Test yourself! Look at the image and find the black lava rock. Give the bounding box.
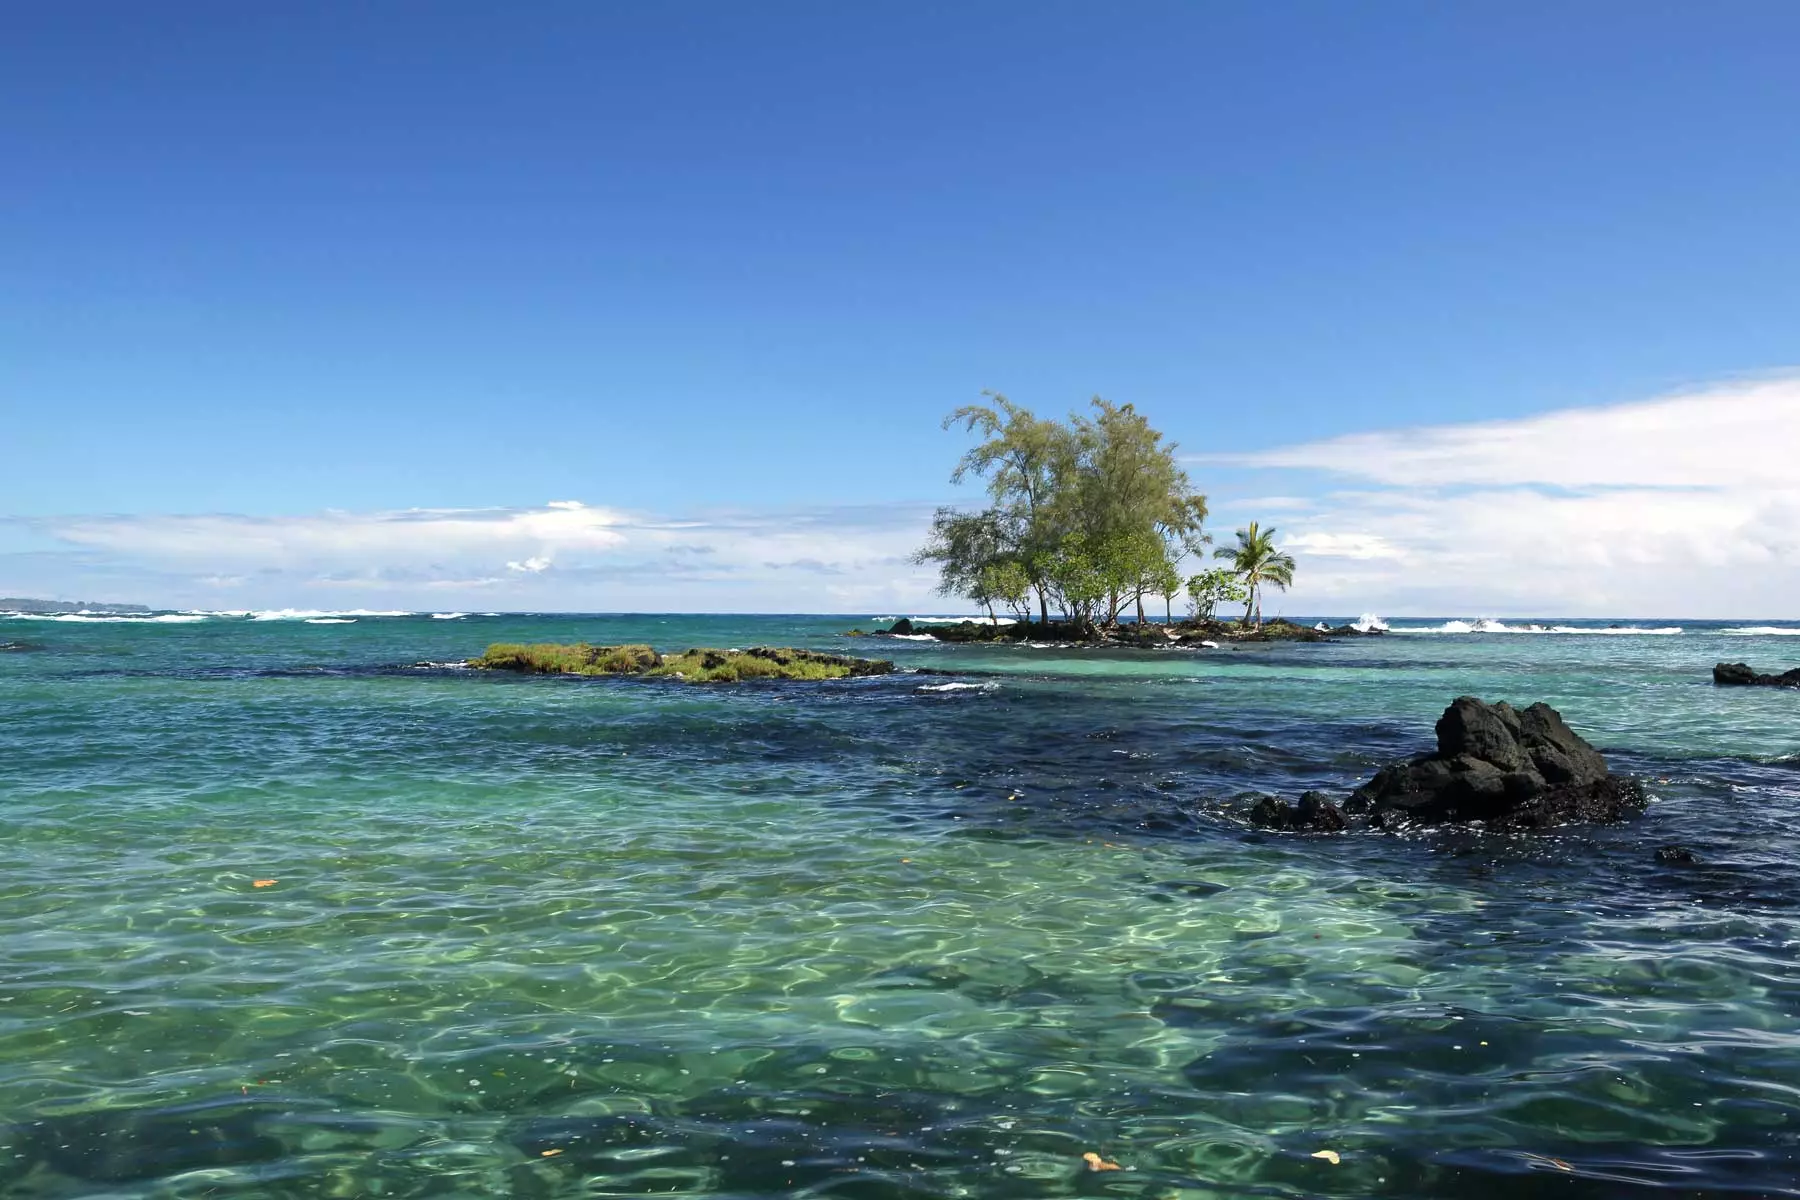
[1353,696,1641,830]
[1247,790,1348,833]
[1714,661,1800,688]
[1656,845,1698,864]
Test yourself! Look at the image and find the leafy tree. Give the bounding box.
[1044,532,1108,633]
[914,509,1014,623]
[1150,555,1184,624]
[1064,400,1207,625]
[1185,567,1246,621]
[1214,522,1296,626]
[940,394,1076,624]
[977,559,1033,623]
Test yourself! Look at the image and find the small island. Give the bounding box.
[470,643,896,683]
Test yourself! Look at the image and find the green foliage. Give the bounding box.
[1214,521,1297,626]
[471,643,890,683]
[1149,555,1184,622]
[976,558,1033,622]
[1186,568,1247,621]
[470,643,662,674]
[918,393,1213,628]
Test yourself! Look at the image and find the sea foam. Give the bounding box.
[1391,619,1682,635]
[249,609,411,621]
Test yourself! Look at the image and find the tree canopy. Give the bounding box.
[915,394,1210,629]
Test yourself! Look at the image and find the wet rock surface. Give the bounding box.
[1243,697,1643,834]
[1352,696,1641,830]
[1249,790,1349,832]
[1714,661,1800,688]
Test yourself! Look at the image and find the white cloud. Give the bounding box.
[1210,374,1800,617]
[1215,373,1800,490]
[1280,531,1403,560]
[7,501,946,612]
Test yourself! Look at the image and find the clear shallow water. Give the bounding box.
[2,613,1798,1198]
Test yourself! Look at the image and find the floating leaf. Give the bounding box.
[1311,1150,1341,1165]
[252,880,277,888]
[540,1148,564,1157]
[1082,1151,1122,1171]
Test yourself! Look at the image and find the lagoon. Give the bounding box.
[2,612,1798,1197]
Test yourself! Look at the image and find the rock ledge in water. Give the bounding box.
[1714,662,1800,688]
[1349,696,1642,830]
[469,643,894,683]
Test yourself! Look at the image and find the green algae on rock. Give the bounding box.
[469,642,895,682]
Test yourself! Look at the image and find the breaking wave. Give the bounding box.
[247,609,411,621]
[1391,619,1683,635]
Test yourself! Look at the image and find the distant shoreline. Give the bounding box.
[0,597,150,614]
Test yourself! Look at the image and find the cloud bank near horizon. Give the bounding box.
[5,374,1796,617]
[2,501,943,613]
[1203,373,1800,617]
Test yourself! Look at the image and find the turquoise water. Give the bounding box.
[2,612,1798,1198]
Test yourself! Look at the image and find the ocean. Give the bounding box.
[2,611,1798,1198]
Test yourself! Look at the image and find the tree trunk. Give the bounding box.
[1136,592,1146,626]
[1244,583,1256,626]
[1037,587,1049,628]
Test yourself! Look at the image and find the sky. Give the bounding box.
[4,2,1798,616]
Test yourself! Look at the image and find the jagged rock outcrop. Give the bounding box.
[1350,696,1642,830]
[1714,662,1800,688]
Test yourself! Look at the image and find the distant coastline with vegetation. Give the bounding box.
[1,597,150,614]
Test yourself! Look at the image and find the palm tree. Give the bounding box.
[1214,522,1295,627]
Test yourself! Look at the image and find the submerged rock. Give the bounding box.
[1714,661,1800,688]
[1656,844,1698,865]
[6,1097,291,1183]
[1352,696,1642,830]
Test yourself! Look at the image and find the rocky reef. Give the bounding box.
[1714,662,1800,688]
[469,643,894,683]
[1249,696,1642,833]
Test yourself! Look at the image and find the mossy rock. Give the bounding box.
[469,643,894,683]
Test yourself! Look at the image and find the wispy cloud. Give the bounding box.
[5,501,945,612]
[1206,374,1800,617]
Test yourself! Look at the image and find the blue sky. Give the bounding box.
[4,3,1798,614]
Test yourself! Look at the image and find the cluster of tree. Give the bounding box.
[916,395,1298,630]
[913,394,1208,630]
